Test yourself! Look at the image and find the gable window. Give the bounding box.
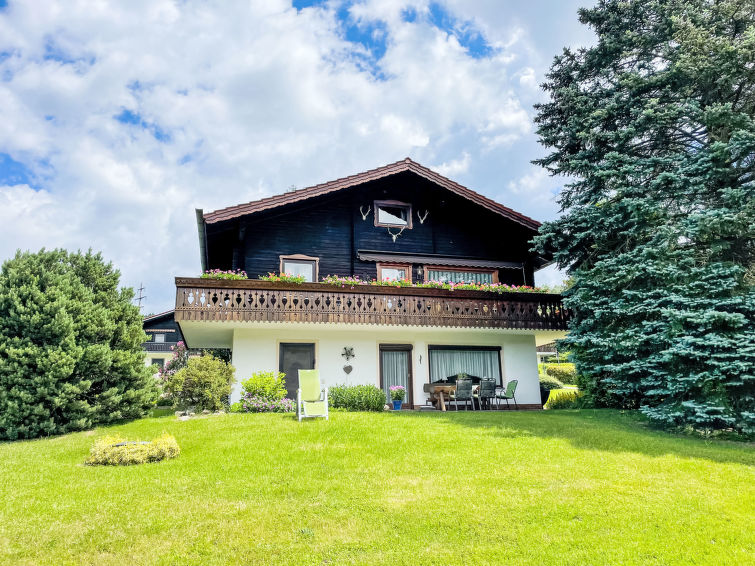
[377,263,412,282]
[424,267,498,285]
[280,254,319,282]
[154,333,165,343]
[374,200,413,229]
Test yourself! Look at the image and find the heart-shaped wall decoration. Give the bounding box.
[343,365,353,374]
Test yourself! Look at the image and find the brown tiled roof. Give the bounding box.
[202,158,542,230]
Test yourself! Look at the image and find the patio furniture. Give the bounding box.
[449,378,474,411]
[423,383,456,411]
[475,377,497,410]
[495,379,518,410]
[297,369,328,421]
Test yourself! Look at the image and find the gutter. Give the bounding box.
[195,208,208,273]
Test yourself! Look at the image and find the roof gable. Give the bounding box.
[202,158,541,231]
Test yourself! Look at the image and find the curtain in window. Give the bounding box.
[381,350,409,402]
[427,270,493,284]
[429,349,500,383]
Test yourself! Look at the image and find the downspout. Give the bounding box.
[196,208,208,273]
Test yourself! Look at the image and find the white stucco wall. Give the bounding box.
[225,322,546,406]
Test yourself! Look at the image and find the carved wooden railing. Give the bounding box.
[174,278,570,331]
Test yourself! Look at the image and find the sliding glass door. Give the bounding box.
[428,346,501,384]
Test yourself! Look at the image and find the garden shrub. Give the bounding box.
[240,396,295,413]
[86,433,180,466]
[544,389,582,410]
[241,371,287,401]
[163,355,235,411]
[329,385,385,412]
[543,363,577,384]
[539,375,564,391]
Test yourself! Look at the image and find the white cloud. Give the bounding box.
[0,0,584,312]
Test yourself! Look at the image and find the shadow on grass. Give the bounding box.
[397,408,755,467]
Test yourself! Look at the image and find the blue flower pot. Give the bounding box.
[392,400,403,410]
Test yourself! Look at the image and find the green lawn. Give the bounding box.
[1,410,753,565]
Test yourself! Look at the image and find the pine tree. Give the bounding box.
[533,0,755,432]
[0,249,158,440]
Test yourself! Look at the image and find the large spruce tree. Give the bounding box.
[534,0,755,432]
[0,249,158,440]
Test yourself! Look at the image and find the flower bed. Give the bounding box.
[200,269,247,280]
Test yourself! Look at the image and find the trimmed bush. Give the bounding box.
[163,355,235,411]
[329,385,385,412]
[86,433,180,466]
[241,371,287,402]
[545,389,582,410]
[544,363,577,384]
[539,374,565,391]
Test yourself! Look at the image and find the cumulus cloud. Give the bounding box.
[0,0,586,309]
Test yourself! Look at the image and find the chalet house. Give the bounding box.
[175,158,568,408]
[142,310,184,369]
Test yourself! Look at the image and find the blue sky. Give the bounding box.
[0,0,594,312]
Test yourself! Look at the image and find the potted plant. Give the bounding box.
[389,385,406,410]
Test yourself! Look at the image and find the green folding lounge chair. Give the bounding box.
[297,369,329,421]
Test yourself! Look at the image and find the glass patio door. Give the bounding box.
[379,346,412,407]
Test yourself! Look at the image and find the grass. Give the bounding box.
[0,410,753,565]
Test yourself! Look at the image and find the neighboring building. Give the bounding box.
[142,310,183,369]
[175,158,569,408]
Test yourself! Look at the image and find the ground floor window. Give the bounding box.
[428,346,501,384]
[150,358,165,368]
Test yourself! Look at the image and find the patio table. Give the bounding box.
[423,383,456,411]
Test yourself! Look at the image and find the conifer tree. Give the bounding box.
[534,0,755,431]
[0,249,158,440]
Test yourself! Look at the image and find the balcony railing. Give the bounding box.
[143,342,177,352]
[174,278,570,331]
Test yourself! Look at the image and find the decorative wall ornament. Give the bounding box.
[359,205,371,220]
[341,347,355,361]
[417,209,429,224]
[343,365,353,375]
[387,226,406,242]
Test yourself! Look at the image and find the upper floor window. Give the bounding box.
[280,254,319,282]
[374,200,413,229]
[154,333,165,343]
[377,263,412,282]
[424,267,497,285]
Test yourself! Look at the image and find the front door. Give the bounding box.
[379,345,413,408]
[279,343,315,399]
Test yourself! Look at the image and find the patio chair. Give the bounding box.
[297,369,328,421]
[475,377,497,410]
[449,377,474,411]
[495,379,518,410]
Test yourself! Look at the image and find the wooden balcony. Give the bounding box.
[174,278,570,331]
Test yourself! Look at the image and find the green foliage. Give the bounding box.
[163,355,235,411]
[543,363,577,384]
[86,433,180,466]
[544,389,583,410]
[328,385,385,411]
[241,371,287,401]
[0,249,158,440]
[533,0,755,433]
[539,375,565,392]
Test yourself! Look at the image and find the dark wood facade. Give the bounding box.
[203,170,544,286]
[142,311,184,353]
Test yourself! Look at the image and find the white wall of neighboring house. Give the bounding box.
[210,321,563,407]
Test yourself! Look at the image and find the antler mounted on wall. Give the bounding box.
[360,205,371,220]
[387,226,406,242]
[417,209,429,224]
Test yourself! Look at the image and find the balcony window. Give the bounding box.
[279,254,319,282]
[154,333,165,343]
[374,200,413,229]
[377,263,412,282]
[425,267,497,285]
